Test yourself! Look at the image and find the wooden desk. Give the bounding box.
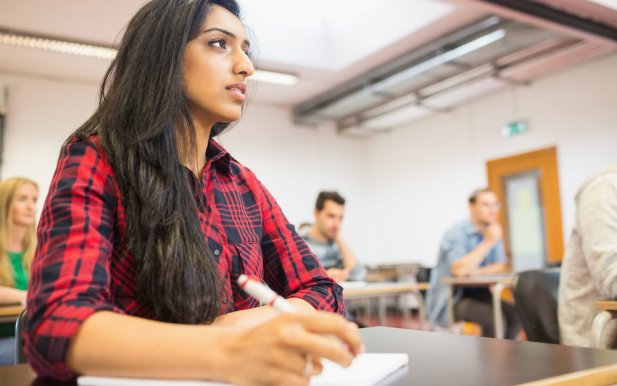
[6,327,617,385]
[590,300,617,348]
[343,282,429,329]
[0,304,23,323]
[441,275,513,339]
[364,263,421,282]
[519,362,617,386]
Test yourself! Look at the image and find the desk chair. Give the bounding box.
[14,308,27,364]
[512,268,560,344]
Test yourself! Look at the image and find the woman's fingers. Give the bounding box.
[311,356,324,376]
[285,327,355,367]
[227,346,310,386]
[226,312,363,385]
[293,312,364,354]
[272,312,363,367]
[268,349,307,376]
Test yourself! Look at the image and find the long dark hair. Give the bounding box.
[66,0,241,324]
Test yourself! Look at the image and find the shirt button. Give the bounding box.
[222,298,228,304]
[214,249,220,256]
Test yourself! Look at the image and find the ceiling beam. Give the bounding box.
[482,0,617,42]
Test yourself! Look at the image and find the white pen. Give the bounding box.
[237,274,296,313]
[238,273,362,361]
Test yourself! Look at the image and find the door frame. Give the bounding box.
[486,146,564,266]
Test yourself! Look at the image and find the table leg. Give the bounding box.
[492,282,505,339]
[414,290,426,330]
[400,295,412,327]
[590,310,614,348]
[378,297,387,325]
[446,284,455,331]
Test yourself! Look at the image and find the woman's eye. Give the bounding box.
[210,39,227,49]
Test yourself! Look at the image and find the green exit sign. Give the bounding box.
[502,120,528,138]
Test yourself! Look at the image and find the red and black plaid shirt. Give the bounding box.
[25,136,344,379]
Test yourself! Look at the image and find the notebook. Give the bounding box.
[77,352,409,386]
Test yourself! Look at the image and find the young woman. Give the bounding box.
[24,0,362,384]
[0,177,38,365]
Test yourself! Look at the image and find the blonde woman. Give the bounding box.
[0,177,38,365]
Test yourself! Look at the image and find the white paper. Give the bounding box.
[77,353,409,386]
[311,353,408,386]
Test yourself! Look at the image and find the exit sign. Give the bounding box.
[502,120,528,138]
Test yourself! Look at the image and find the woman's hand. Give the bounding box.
[0,286,27,305]
[219,312,363,386]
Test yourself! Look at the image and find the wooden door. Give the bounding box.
[486,147,564,269]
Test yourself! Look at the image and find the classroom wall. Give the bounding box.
[0,74,99,200]
[0,73,371,257]
[363,53,617,267]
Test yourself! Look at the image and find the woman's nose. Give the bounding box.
[235,52,254,78]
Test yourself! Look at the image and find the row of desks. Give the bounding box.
[342,281,429,329]
[0,281,423,323]
[0,277,500,334]
[4,279,614,346]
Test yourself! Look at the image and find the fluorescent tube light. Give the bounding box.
[318,29,505,127]
[0,29,298,86]
[370,29,506,93]
[249,69,298,86]
[0,30,116,60]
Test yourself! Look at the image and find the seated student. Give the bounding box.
[0,177,38,365]
[24,1,362,384]
[559,165,617,348]
[426,188,520,339]
[301,191,365,282]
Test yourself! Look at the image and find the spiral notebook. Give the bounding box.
[77,352,409,386]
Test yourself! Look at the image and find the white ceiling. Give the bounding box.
[0,0,615,107]
[0,0,487,106]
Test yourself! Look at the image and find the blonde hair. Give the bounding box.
[0,177,38,287]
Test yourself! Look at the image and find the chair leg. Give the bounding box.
[590,310,613,348]
[14,309,27,364]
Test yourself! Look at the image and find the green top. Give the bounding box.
[7,251,28,291]
[0,251,27,337]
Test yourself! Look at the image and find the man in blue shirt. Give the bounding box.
[426,188,520,339]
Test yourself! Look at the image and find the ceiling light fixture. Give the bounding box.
[0,28,297,86]
[294,16,582,134]
[293,16,510,125]
[249,69,299,86]
[0,30,116,60]
[369,29,505,94]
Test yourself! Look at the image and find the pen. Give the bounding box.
[237,274,296,313]
[238,274,363,360]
